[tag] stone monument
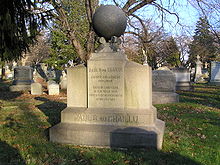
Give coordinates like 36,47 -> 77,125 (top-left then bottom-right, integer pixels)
10,66 -> 34,91
172,67 -> 192,91
152,67 -> 179,104
210,61 -> 220,85
49,5 -> 165,149
194,55 -> 204,82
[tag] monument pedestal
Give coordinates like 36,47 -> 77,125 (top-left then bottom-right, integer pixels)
50,51 -> 165,149
153,92 -> 179,104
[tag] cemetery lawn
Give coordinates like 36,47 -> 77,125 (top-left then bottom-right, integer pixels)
0,81 -> 219,165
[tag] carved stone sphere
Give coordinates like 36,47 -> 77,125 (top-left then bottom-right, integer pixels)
92,5 -> 127,41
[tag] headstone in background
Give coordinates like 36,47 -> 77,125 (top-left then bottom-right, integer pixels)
194,55 -> 204,82
152,68 -> 179,104
47,68 -> 56,80
10,66 -> 34,91
48,83 -> 59,95
59,70 -> 67,89
210,61 -> 220,85
50,5 -> 164,149
172,67 -> 193,91
5,65 -> 13,79
31,82 -> 43,95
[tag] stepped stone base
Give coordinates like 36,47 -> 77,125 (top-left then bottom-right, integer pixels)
9,84 -> 31,91
49,107 -> 165,150
176,82 -> 193,91
152,92 -> 179,104
209,81 -> 220,86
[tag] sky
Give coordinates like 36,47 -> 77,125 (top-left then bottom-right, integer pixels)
100,0 -> 201,37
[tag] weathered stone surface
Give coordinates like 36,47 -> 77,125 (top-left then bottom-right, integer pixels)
92,5 -> 127,40
210,61 -> 220,85
88,52 -> 126,109
67,66 -> 87,107
152,69 -> 179,104
48,83 -> 59,95
152,92 -> 179,104
172,67 -> 193,91
152,70 -> 176,92
31,82 -> 43,95
10,66 -> 34,91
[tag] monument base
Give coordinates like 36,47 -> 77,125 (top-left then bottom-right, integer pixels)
209,81 -> 220,86
152,92 -> 179,104
49,107 -> 165,150
9,84 -> 31,92
176,82 -> 193,91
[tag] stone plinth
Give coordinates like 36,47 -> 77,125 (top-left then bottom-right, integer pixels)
172,67 -> 193,91
210,61 -> 220,85
10,66 -> 34,91
50,51 -> 165,150
152,69 -> 179,104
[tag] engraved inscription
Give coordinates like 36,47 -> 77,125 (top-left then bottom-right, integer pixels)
73,114 -> 139,123
88,62 -> 124,108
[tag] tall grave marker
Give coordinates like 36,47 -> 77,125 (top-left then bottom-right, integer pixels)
50,5 -> 165,149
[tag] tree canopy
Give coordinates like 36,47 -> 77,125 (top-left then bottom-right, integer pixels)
0,0 -> 51,62
188,17 -> 219,65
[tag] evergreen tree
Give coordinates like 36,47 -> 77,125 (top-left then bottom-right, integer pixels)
0,0 -> 50,62
164,37 -> 181,67
46,0 -> 98,68
189,17 -> 218,65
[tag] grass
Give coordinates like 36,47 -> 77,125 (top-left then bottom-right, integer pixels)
0,80 -> 219,165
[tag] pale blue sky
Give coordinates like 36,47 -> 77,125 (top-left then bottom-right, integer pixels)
100,0 -> 201,37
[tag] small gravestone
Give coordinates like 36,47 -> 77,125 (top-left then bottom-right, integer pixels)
152,67 -> 179,104
10,66 -> 34,91
210,61 -> 220,85
48,83 -> 59,95
50,5 -> 165,150
172,67 -> 192,91
31,82 -> 43,95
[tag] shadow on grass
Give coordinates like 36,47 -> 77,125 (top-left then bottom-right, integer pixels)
0,81 -> 22,101
108,149 -> 202,165
0,140 -> 26,165
35,97 -> 67,126
178,87 -> 220,109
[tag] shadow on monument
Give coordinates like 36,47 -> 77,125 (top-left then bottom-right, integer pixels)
0,140 -> 26,165
110,127 -> 157,149
34,97 -> 66,126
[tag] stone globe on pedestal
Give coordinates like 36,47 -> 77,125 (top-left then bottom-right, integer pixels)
92,5 -> 127,41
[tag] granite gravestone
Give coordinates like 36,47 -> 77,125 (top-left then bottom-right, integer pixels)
31,82 -> 43,95
210,61 -> 220,85
172,67 -> 192,91
50,5 -> 165,150
10,66 -> 34,91
152,67 -> 179,104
